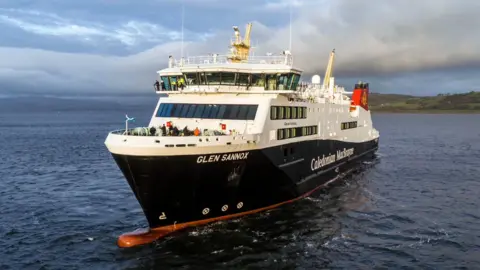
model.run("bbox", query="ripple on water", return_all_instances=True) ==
[1,109,480,269]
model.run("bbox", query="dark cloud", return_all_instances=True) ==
[0,0,479,95]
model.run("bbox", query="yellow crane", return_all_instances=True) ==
[322,49,335,89]
[227,22,252,63]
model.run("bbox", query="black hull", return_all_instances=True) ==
[112,138,379,230]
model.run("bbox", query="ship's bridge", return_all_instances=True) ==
[153,22,304,93]
[156,56,303,92]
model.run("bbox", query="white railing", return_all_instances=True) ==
[108,129,260,147]
[171,54,293,67]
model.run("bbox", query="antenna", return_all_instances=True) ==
[181,1,185,58]
[289,2,292,52]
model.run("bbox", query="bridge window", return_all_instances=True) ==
[183,72,253,86]
[266,74,277,90]
[176,72,300,90]
[221,72,236,85]
[270,106,307,120]
[290,74,300,90]
[185,73,197,85]
[277,74,289,90]
[205,72,221,84]
[252,74,265,88]
[277,125,317,140]
[198,72,207,85]
[160,76,170,90]
[159,75,186,90]
[157,103,258,120]
[237,73,250,86]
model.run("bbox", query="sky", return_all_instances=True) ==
[0,0,479,96]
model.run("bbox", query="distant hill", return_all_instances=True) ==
[1,91,479,114]
[0,95,158,113]
[369,91,480,113]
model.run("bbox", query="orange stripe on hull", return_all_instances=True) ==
[118,180,330,248]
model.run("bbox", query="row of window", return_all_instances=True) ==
[156,103,258,120]
[270,106,307,120]
[159,72,301,91]
[277,125,318,140]
[341,121,358,130]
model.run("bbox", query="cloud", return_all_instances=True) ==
[259,0,480,77]
[1,0,480,95]
[262,0,306,10]
[0,8,210,47]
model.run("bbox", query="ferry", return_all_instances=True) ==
[104,22,380,248]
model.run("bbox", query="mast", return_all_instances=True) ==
[181,1,185,59]
[289,2,292,52]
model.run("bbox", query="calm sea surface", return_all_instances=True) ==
[0,96,479,270]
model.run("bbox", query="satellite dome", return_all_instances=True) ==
[311,75,321,84]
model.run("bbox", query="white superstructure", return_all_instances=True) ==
[104,23,379,157]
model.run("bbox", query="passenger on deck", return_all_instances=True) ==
[182,126,191,136]
[172,126,180,136]
[160,124,167,135]
[194,127,200,136]
[149,126,156,136]
[154,80,160,91]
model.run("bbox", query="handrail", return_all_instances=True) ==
[172,54,293,67]
[110,127,242,137]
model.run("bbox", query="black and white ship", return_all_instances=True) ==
[105,23,380,247]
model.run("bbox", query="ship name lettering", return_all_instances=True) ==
[310,148,355,171]
[197,152,249,163]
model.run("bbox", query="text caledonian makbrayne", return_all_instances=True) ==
[311,148,354,171]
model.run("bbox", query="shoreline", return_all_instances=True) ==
[371,110,480,114]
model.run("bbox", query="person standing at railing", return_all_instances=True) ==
[160,124,167,136]
[149,126,156,136]
[154,80,160,91]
